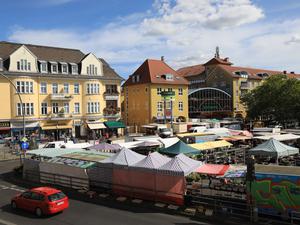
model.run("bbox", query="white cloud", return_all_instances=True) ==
[7,0,300,76]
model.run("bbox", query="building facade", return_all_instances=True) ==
[177,50,300,119]
[0,41,123,140]
[123,59,189,131]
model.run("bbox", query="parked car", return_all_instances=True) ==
[158,128,172,138]
[11,187,69,217]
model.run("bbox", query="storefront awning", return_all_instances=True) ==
[87,123,106,130]
[104,121,126,129]
[42,125,72,130]
[11,122,40,131]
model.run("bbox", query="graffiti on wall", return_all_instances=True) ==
[251,173,300,214]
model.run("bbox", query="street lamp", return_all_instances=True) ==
[0,73,26,142]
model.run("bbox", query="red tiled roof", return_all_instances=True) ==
[177,64,205,77]
[203,57,233,66]
[219,64,300,80]
[123,59,189,86]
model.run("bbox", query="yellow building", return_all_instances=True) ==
[177,50,300,119]
[123,58,189,131]
[0,41,123,140]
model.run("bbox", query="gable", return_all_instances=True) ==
[9,45,38,72]
[80,53,103,76]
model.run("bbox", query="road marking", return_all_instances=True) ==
[0,218,18,225]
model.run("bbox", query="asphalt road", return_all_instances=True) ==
[0,160,210,225]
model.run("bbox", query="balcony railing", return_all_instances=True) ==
[103,107,121,116]
[51,93,73,101]
[103,91,119,100]
[49,112,71,120]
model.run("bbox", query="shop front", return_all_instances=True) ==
[40,121,72,141]
[86,120,106,140]
[104,121,126,137]
[11,121,40,137]
[0,121,11,137]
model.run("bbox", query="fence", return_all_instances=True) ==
[23,169,300,224]
[23,169,185,205]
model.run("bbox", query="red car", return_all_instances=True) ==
[11,187,69,217]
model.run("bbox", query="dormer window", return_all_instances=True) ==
[234,71,248,78]
[39,60,48,73]
[0,58,3,71]
[257,73,269,78]
[17,59,31,71]
[136,75,140,82]
[50,62,58,74]
[70,63,78,74]
[61,62,68,74]
[165,74,174,81]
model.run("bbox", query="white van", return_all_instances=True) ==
[189,126,207,133]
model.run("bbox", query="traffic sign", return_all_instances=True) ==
[21,142,29,150]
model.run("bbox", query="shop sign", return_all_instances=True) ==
[0,121,10,128]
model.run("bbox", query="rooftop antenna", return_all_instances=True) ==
[215,46,220,58]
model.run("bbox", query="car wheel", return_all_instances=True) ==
[35,207,43,217]
[11,201,17,209]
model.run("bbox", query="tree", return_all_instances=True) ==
[241,75,300,125]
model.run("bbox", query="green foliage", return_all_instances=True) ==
[241,75,300,123]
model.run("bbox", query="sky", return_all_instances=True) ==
[1,0,300,78]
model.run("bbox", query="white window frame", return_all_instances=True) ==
[64,102,69,114]
[157,87,162,95]
[52,102,59,114]
[61,62,68,74]
[71,63,78,74]
[40,82,47,94]
[157,102,163,112]
[16,81,33,94]
[17,103,34,116]
[179,101,183,111]
[74,103,80,114]
[39,61,48,73]
[74,83,79,94]
[50,62,58,74]
[63,83,69,94]
[52,83,58,94]
[178,88,183,95]
[41,102,48,115]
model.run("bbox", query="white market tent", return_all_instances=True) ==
[158,153,202,176]
[131,152,171,170]
[253,133,300,141]
[249,138,299,158]
[101,147,146,166]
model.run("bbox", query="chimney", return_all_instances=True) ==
[291,71,295,74]
[283,70,287,74]
[161,56,164,61]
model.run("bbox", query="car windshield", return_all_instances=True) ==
[48,192,66,202]
[44,143,55,148]
[160,128,170,132]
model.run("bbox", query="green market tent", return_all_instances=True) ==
[249,138,299,158]
[159,140,200,156]
[104,121,126,129]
